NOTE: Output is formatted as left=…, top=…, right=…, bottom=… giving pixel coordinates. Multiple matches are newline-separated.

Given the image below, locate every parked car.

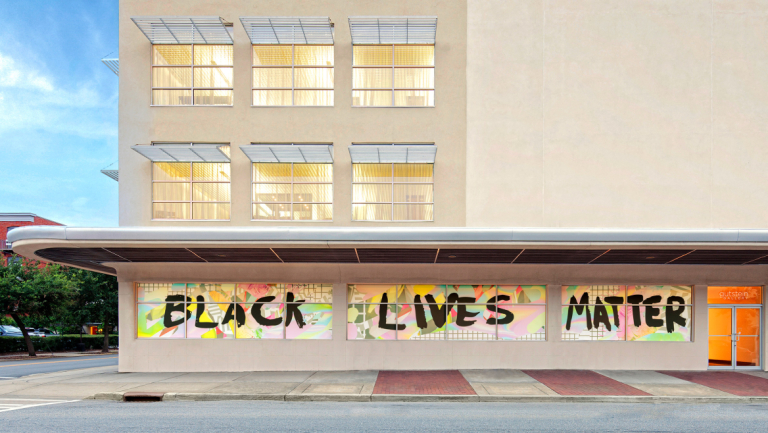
left=35, top=328, right=59, bottom=337
left=0, top=325, right=24, bottom=337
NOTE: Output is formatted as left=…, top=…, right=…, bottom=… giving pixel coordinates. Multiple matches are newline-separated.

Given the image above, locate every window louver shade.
left=240, top=144, right=334, bottom=163
left=132, top=144, right=231, bottom=162
left=131, top=16, right=234, bottom=44
left=348, top=16, right=437, bottom=44
left=240, top=17, right=334, bottom=44
left=348, top=144, right=436, bottom=163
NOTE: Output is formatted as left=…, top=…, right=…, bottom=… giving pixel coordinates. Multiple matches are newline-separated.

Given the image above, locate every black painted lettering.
left=605, top=296, right=623, bottom=328
left=487, top=295, right=514, bottom=325
left=665, top=296, right=687, bottom=333
left=566, top=293, right=592, bottom=330
left=222, top=303, right=246, bottom=328
left=162, top=295, right=190, bottom=328
left=414, top=295, right=428, bottom=329
left=643, top=295, right=664, bottom=328
left=592, top=297, right=612, bottom=331
left=251, top=296, right=282, bottom=326
left=627, top=294, right=643, bottom=327
left=424, top=295, right=447, bottom=328
left=194, top=295, right=218, bottom=328
left=285, top=292, right=307, bottom=329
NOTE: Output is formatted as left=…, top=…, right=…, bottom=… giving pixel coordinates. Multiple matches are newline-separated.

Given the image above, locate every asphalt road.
left=2, top=400, right=768, bottom=432
left=0, top=355, right=118, bottom=378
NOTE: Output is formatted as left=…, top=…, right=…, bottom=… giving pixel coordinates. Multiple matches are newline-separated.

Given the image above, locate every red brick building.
left=1, top=213, right=62, bottom=264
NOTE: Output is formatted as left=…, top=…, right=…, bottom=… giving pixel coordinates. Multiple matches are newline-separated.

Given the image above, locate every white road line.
left=0, top=399, right=77, bottom=413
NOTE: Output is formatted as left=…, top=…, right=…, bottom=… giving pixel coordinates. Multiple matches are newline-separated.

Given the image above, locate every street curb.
left=164, top=393, right=285, bottom=402
left=89, top=392, right=768, bottom=404
left=286, top=393, right=370, bottom=402
left=92, top=392, right=124, bottom=401
left=372, top=394, right=479, bottom=402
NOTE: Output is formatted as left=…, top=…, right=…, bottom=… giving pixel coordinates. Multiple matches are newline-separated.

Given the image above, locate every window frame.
left=135, top=283, right=333, bottom=340
left=251, top=161, right=334, bottom=222
left=346, top=284, right=547, bottom=341
left=560, top=285, right=694, bottom=342
left=351, top=162, right=434, bottom=222
left=351, top=44, right=435, bottom=108
left=150, top=44, right=234, bottom=107
left=251, top=44, right=334, bottom=107
left=151, top=144, right=231, bottom=221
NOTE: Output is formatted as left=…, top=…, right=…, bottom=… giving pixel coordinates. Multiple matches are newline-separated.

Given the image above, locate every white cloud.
left=0, top=50, right=116, bottom=139
left=0, top=52, right=54, bottom=91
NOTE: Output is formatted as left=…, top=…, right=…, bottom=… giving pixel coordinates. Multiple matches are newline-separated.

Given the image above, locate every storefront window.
left=136, top=283, right=332, bottom=339
left=347, top=284, right=546, bottom=340
left=561, top=285, right=692, bottom=341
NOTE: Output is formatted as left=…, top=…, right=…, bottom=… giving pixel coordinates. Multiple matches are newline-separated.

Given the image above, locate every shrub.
left=0, top=335, right=118, bottom=354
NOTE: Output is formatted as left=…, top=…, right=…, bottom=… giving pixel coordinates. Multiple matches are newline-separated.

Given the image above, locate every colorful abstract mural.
left=561, top=285, right=692, bottom=341
left=136, top=283, right=332, bottom=339
left=347, top=284, right=547, bottom=340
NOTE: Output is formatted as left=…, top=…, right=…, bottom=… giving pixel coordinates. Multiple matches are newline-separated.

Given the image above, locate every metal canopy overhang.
left=11, top=226, right=768, bottom=275
left=131, top=16, right=234, bottom=44
left=349, top=144, right=436, bottom=163
left=348, top=16, right=437, bottom=45
left=240, top=144, right=334, bottom=163
left=132, top=144, right=230, bottom=163
left=240, top=17, right=334, bottom=44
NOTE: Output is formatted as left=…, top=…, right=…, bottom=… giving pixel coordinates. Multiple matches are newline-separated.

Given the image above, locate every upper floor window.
left=152, top=145, right=231, bottom=220
left=252, top=163, right=333, bottom=220
left=352, top=163, right=433, bottom=221
left=152, top=45, right=233, bottom=106
left=352, top=45, right=434, bottom=107
left=252, top=45, right=334, bottom=106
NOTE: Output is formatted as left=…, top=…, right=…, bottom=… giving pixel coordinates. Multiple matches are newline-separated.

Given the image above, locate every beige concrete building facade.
left=10, top=0, right=768, bottom=372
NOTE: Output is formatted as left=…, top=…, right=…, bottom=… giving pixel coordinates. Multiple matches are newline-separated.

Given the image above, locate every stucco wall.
left=116, top=262, right=768, bottom=372
left=119, top=0, right=467, bottom=228
left=466, top=0, right=768, bottom=228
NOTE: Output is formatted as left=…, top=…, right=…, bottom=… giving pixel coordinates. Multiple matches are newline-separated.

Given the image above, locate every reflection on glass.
left=194, top=45, right=233, bottom=65
left=252, top=90, right=292, bottom=106
left=709, top=308, right=732, bottom=335
left=152, top=67, right=192, bottom=88
left=152, top=89, right=192, bottom=105
left=736, top=308, right=760, bottom=336
left=736, top=336, right=760, bottom=367
left=709, top=336, right=733, bottom=366
left=153, top=45, right=192, bottom=65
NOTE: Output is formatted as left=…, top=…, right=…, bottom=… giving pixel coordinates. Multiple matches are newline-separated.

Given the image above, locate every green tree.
left=65, top=269, right=118, bottom=353
left=0, top=256, right=75, bottom=356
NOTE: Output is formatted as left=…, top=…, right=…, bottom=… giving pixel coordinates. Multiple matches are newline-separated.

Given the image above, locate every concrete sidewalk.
left=3, top=367, right=768, bottom=403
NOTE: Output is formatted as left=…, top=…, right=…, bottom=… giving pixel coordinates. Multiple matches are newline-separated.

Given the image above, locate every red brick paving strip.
left=522, top=370, right=650, bottom=396
left=373, top=370, right=476, bottom=395
left=659, top=371, right=768, bottom=396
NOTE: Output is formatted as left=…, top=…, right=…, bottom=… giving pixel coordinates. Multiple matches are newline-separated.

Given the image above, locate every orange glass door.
left=708, top=306, right=762, bottom=369
left=708, top=308, right=733, bottom=367
left=735, top=307, right=761, bottom=368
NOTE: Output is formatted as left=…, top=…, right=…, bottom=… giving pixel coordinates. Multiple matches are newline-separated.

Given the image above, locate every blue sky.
left=0, top=1, right=118, bottom=227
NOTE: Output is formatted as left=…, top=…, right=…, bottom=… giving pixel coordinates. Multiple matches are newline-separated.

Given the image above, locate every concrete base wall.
left=117, top=263, right=768, bottom=372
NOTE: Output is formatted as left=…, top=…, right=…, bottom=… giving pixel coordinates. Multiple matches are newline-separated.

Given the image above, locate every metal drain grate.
left=123, top=392, right=164, bottom=402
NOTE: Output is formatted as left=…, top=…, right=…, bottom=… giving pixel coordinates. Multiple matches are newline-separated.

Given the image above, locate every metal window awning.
left=241, top=144, right=334, bottom=163
left=348, top=16, right=437, bottom=44
left=349, top=144, right=437, bottom=163
left=131, top=16, right=234, bottom=44
left=101, top=58, right=119, bottom=76
left=240, top=17, right=334, bottom=44
left=100, top=169, right=119, bottom=181
left=132, top=144, right=230, bottom=162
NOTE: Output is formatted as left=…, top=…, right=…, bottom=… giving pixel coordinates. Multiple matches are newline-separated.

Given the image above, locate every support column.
left=547, top=284, right=561, bottom=343
left=117, top=279, right=134, bottom=372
